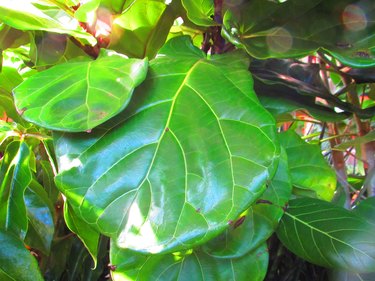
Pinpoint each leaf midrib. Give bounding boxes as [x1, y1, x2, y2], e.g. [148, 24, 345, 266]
[285, 210, 375, 261]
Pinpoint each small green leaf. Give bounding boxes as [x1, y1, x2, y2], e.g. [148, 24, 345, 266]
[279, 130, 336, 201]
[0, 141, 32, 239]
[54, 36, 279, 254]
[24, 181, 54, 255]
[0, 230, 43, 281]
[0, 0, 96, 45]
[64, 202, 100, 266]
[277, 198, 375, 273]
[202, 148, 291, 258]
[110, 241, 268, 281]
[181, 0, 215, 26]
[13, 50, 148, 132]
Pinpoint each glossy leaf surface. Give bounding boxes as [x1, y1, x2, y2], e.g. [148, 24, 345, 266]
[0, 230, 43, 281]
[54, 37, 279, 253]
[222, 0, 375, 67]
[181, 0, 215, 26]
[279, 131, 336, 201]
[277, 198, 375, 273]
[110, 0, 178, 58]
[202, 148, 291, 258]
[110, 241, 268, 281]
[24, 183, 54, 255]
[64, 202, 100, 265]
[13, 50, 148, 132]
[0, 0, 96, 45]
[0, 141, 32, 239]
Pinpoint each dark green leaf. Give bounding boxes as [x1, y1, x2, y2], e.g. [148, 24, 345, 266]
[353, 197, 375, 226]
[0, 0, 96, 45]
[181, 0, 215, 26]
[64, 202, 100, 266]
[54, 36, 279, 254]
[110, 241, 268, 281]
[329, 270, 375, 281]
[222, 0, 375, 67]
[277, 198, 375, 273]
[279, 130, 336, 201]
[13, 50, 148, 132]
[0, 230, 43, 281]
[0, 141, 32, 238]
[109, 0, 178, 58]
[24, 181, 54, 255]
[203, 148, 291, 258]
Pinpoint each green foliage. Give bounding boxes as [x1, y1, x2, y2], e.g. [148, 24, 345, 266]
[0, 0, 374, 280]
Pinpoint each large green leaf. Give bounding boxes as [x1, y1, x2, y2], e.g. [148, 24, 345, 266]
[222, 0, 375, 67]
[54, 36, 279, 254]
[0, 0, 96, 45]
[277, 198, 375, 273]
[64, 202, 100, 266]
[0, 230, 44, 281]
[110, 241, 268, 281]
[0, 141, 32, 239]
[329, 270, 375, 281]
[13, 50, 148, 132]
[279, 130, 336, 201]
[202, 147, 291, 258]
[109, 0, 178, 58]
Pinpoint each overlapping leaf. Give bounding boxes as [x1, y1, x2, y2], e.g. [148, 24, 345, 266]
[0, 230, 43, 281]
[0, 0, 96, 45]
[64, 202, 100, 266]
[279, 130, 336, 201]
[0, 141, 32, 239]
[202, 148, 291, 258]
[13, 50, 148, 132]
[181, 0, 215, 26]
[277, 198, 375, 273]
[24, 180, 54, 255]
[110, 241, 268, 281]
[110, 0, 178, 58]
[222, 0, 375, 67]
[54, 36, 279, 254]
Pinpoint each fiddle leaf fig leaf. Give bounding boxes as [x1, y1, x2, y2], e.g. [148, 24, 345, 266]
[279, 130, 336, 201]
[181, 0, 215, 27]
[110, 0, 178, 58]
[277, 198, 375, 273]
[202, 147, 292, 258]
[64, 202, 100, 266]
[13, 50, 148, 132]
[0, 230, 44, 281]
[110, 241, 268, 281]
[54, 36, 279, 254]
[0, 141, 32, 239]
[0, 0, 96, 45]
[222, 0, 375, 67]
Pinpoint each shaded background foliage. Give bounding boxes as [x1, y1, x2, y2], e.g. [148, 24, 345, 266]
[0, 0, 375, 280]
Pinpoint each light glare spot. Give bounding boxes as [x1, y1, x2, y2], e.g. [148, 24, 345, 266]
[342, 5, 367, 31]
[266, 27, 293, 54]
